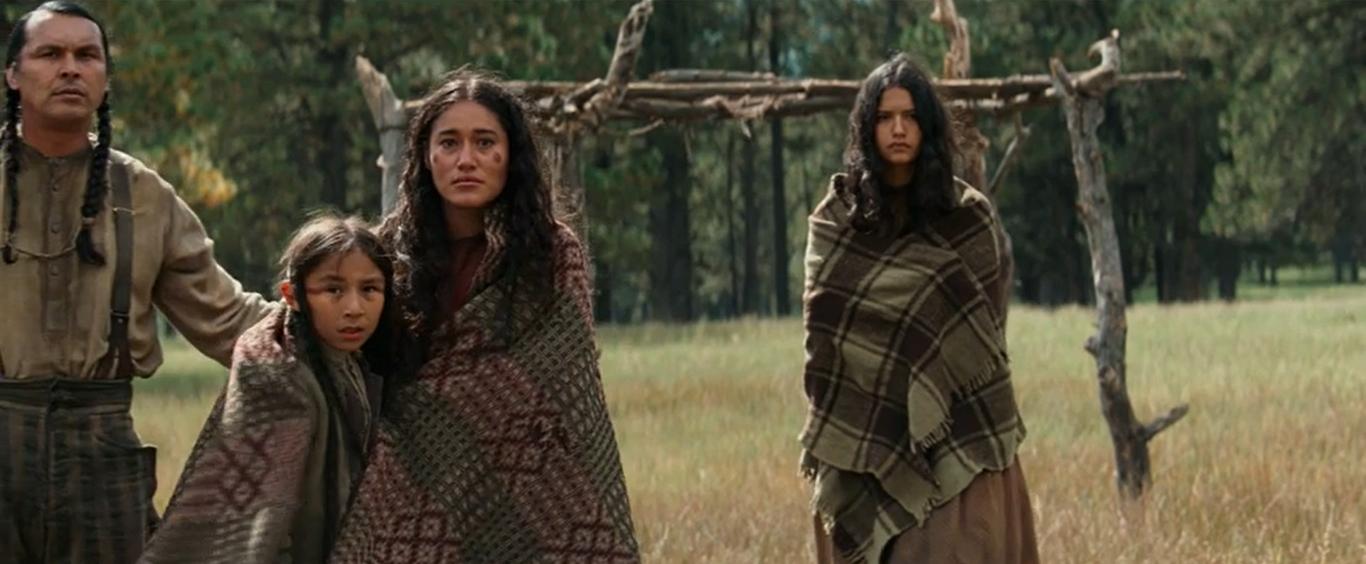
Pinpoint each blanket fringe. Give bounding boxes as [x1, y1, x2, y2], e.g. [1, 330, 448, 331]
[910, 356, 1006, 452]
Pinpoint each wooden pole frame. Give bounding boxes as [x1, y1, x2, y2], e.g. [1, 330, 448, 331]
[1051, 30, 1189, 499]
[354, 1, 1191, 501]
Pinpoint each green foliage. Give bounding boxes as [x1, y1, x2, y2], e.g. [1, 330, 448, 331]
[1208, 0, 1365, 246]
[9, 0, 1353, 307]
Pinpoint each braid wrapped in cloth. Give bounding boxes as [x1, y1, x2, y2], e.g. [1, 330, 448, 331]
[799, 175, 1025, 564]
[331, 221, 639, 563]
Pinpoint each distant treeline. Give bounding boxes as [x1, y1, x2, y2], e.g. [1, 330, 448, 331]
[3, 0, 1358, 321]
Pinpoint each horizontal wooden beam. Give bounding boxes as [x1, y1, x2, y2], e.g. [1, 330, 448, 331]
[401, 70, 1185, 114]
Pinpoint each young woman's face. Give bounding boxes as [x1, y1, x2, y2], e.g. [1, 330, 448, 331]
[286, 249, 386, 353]
[427, 101, 509, 213]
[874, 86, 922, 175]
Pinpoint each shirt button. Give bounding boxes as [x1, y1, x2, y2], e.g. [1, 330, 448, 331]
[48, 264, 59, 276]
[50, 221, 60, 233]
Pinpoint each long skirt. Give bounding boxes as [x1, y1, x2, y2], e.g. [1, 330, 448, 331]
[813, 459, 1039, 564]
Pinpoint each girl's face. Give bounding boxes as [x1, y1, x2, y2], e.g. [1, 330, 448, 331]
[283, 249, 386, 353]
[427, 101, 509, 213]
[874, 86, 922, 175]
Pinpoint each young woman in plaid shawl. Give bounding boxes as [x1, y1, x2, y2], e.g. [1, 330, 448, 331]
[327, 71, 639, 563]
[801, 54, 1040, 564]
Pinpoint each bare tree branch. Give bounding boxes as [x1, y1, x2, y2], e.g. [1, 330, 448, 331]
[987, 116, 1032, 195]
[1140, 404, 1190, 443]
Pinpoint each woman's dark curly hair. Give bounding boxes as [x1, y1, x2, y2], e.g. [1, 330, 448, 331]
[837, 53, 960, 234]
[379, 69, 556, 353]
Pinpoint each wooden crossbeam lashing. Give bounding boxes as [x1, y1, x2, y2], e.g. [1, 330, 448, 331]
[396, 71, 1185, 121]
[358, 0, 1182, 211]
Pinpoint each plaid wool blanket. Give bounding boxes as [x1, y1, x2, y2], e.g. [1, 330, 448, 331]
[330, 222, 639, 563]
[800, 175, 1025, 564]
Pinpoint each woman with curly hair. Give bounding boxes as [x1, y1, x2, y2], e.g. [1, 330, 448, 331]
[329, 71, 639, 563]
[801, 54, 1038, 563]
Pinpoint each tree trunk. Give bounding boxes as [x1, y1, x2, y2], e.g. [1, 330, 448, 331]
[1175, 230, 1202, 300]
[595, 260, 613, 323]
[647, 128, 694, 322]
[1050, 35, 1186, 500]
[316, 0, 350, 211]
[740, 0, 762, 315]
[591, 143, 614, 322]
[1158, 243, 1169, 300]
[726, 134, 741, 317]
[1214, 238, 1240, 302]
[1332, 231, 1350, 283]
[1172, 122, 1205, 301]
[741, 133, 761, 314]
[883, 0, 900, 52]
[1217, 269, 1238, 301]
[769, 0, 790, 316]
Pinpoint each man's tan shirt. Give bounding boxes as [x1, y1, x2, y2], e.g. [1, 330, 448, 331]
[0, 143, 271, 379]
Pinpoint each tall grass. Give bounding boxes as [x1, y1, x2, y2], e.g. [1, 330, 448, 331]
[133, 288, 1366, 562]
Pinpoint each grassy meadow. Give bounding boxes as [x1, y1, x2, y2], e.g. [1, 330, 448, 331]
[133, 280, 1366, 563]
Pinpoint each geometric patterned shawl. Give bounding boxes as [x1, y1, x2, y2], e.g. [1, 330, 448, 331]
[330, 222, 639, 563]
[800, 175, 1025, 564]
[141, 305, 373, 564]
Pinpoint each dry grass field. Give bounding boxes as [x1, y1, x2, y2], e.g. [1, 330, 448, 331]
[133, 283, 1366, 563]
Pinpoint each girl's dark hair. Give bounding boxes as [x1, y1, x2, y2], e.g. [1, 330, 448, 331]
[3, 1, 113, 265]
[379, 69, 556, 356]
[837, 53, 959, 234]
[276, 212, 397, 552]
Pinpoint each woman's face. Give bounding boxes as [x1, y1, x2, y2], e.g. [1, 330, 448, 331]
[427, 100, 509, 213]
[874, 86, 922, 175]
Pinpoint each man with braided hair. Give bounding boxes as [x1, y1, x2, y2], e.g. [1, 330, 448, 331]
[0, 3, 272, 562]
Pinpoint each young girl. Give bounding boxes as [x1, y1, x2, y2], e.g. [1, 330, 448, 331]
[140, 214, 396, 564]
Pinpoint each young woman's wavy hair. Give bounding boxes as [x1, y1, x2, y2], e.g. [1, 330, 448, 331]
[379, 69, 556, 349]
[837, 53, 960, 234]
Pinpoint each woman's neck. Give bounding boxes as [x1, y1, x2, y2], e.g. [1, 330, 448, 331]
[881, 164, 913, 189]
[443, 204, 485, 240]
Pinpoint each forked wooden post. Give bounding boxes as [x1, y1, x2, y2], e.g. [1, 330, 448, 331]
[931, 0, 989, 193]
[1050, 30, 1189, 500]
[355, 55, 407, 214]
[546, 0, 654, 242]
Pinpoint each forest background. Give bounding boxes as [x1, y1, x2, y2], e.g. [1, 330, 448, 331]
[3, 0, 1360, 320]
[2, 0, 1361, 561]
